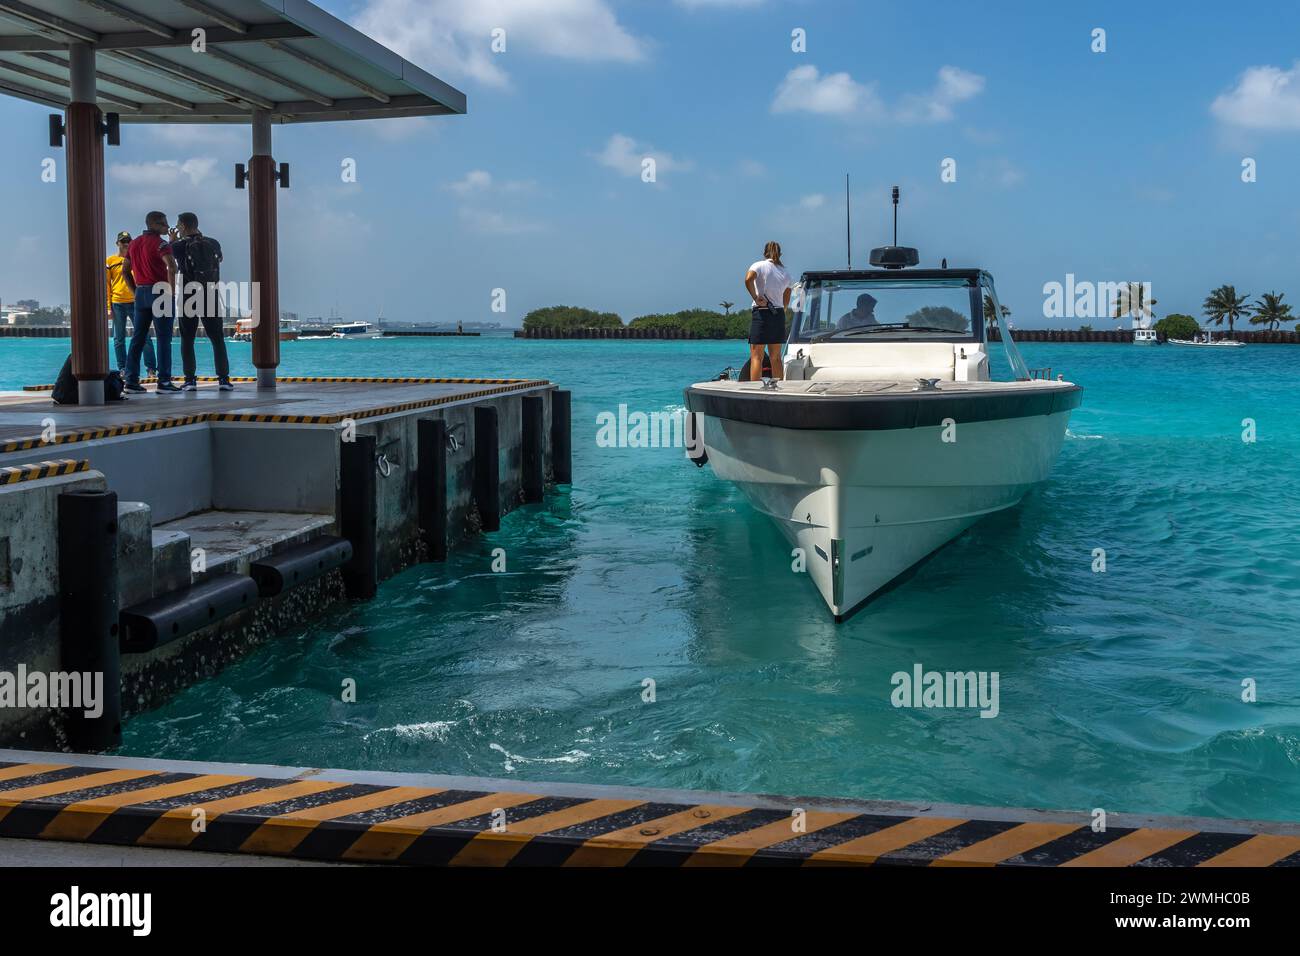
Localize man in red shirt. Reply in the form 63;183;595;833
125;210;179;392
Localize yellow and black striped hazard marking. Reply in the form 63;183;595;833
0;459;88;485
0;414;208;454
0;760;1295;866
274;376;543;385
23;376;545;390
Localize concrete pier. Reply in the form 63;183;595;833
0;377;565;748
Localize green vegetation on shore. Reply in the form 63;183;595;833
522;304;789;339
1155;313;1200;339
521;305;622;332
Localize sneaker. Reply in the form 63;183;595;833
218;378;235;391
156;381;182;393
124;382;146;393
182;379;198;391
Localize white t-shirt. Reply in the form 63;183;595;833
748;259;790;309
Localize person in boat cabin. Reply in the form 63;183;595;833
837;293;879;330
744;240;791;381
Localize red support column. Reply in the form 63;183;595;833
65;44;107;404
248;111;280;388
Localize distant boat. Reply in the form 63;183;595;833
1132;328;1158;345
1169;332;1244;348
330;320;382;339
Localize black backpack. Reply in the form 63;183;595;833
181;234;220;285
52;355;127;405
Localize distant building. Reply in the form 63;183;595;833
1;307;34;326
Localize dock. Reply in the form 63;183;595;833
0;377;571;750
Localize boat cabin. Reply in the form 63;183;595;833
783;260;1032;383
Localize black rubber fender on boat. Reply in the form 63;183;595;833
119;573;259;653
685;408;708;467
249;535;353;597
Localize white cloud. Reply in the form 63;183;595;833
108;158;217;187
737;158;766;177
771;65;880;117
447;169;495;194
592;133;693;178
1211;62;1300;130
445;169;536;195
352;0;646;90
457;206;543;235
898;66;986;123
771;64;984;124
799;193;826;209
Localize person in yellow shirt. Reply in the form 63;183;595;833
107;230;156;376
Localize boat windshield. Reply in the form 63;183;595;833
789;278;980;343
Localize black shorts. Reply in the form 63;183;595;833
748;306;785;345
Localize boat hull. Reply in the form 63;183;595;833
695;410;1073;618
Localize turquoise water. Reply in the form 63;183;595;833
6;336;1299;822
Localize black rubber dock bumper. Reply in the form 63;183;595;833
551;389;572;483
0;753;1297;868
249;536;352;597
474;405;500;532
340;435;378;599
57;491;123;750
119;574;259;653
417;418;448;561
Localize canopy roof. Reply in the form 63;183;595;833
0;0;465;123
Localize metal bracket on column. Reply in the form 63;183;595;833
276;162;290;188
48;114;64;148
235;162;247;189
100;112;120;146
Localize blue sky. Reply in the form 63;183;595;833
3;0;1300;327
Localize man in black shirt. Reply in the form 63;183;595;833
170;211;232;391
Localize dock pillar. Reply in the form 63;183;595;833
521;396;544;503
57;490;122;750
248;110;281;390
65;43;107;406
552;390;572;484
417;419;448;561
340;435;378;598
473;406;500;532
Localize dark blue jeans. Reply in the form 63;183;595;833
110;301;155;373
126;285;173;385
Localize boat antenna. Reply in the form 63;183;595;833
892;185;900;246
845;173;852;269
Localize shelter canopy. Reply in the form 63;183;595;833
0;0;465;123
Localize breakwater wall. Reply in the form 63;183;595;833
0;326;71;338
513;326;1300;343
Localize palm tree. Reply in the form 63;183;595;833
719;301;734;315
1203;284;1250;336
1250;291;1291;331
1112;282;1157;328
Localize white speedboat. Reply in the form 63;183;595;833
1133;328;1158;345
685;250;1081;620
1168;332;1243;348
